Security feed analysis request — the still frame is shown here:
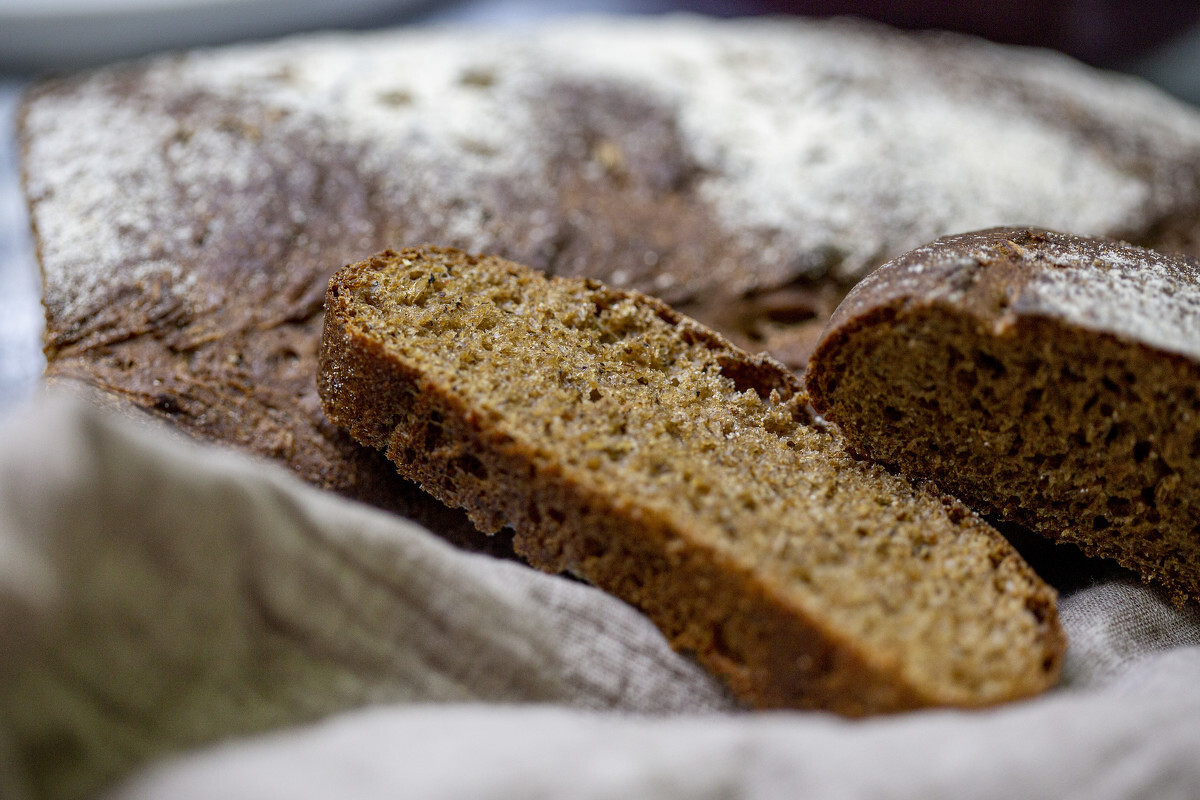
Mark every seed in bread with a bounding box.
[318,245,1065,714]
[807,227,1200,605]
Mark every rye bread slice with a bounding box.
[808,227,1200,605]
[318,246,1065,714]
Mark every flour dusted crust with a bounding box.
[318,246,1064,713]
[808,227,1200,604]
[19,15,1200,535]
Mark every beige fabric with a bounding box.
[0,390,1197,799]
[0,392,731,800]
[110,650,1200,800]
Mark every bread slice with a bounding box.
[318,246,1065,714]
[807,227,1200,606]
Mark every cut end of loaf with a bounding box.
[808,227,1200,606]
[319,245,1064,713]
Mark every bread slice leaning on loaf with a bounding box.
[318,246,1065,714]
[807,226,1200,606]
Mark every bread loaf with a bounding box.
[318,246,1065,714]
[807,227,1200,605]
[21,16,1200,546]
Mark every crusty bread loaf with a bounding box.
[318,246,1065,714]
[807,227,1200,605]
[21,16,1200,538]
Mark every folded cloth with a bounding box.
[109,651,1200,800]
[0,391,732,800]
[0,390,1197,800]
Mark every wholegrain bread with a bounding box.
[807,227,1200,605]
[318,246,1065,714]
[22,16,1200,540]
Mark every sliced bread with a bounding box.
[23,14,1200,537]
[807,227,1200,605]
[318,246,1065,714]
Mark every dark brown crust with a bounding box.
[815,226,1200,344]
[319,247,1064,714]
[809,227,1200,604]
[17,74,513,559]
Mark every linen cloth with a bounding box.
[0,390,1197,800]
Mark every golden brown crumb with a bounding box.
[320,246,1064,714]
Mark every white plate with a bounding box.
[0,0,427,73]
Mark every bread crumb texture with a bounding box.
[809,227,1200,606]
[320,246,1064,714]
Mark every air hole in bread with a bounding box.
[1106,496,1131,516]
[579,537,603,560]
[423,423,444,451]
[974,350,1006,377]
[1104,423,1124,444]
[653,307,680,327]
[715,354,792,400]
[452,453,488,480]
[153,394,182,415]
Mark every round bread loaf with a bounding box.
[19,16,1200,534]
[807,227,1200,605]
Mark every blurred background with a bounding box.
[4,0,1200,411]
